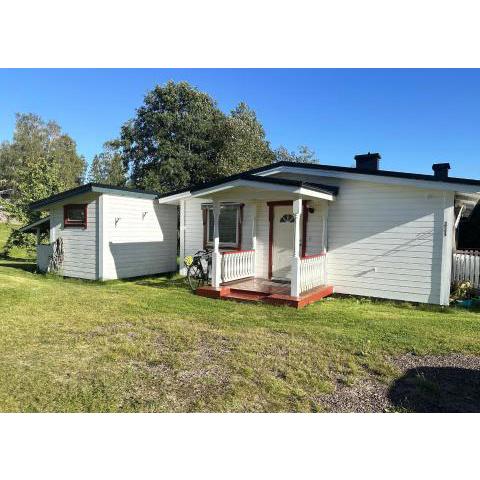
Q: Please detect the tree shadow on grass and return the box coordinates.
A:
[388,367,480,412]
[0,258,36,273]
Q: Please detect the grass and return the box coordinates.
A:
[0,222,35,260]
[1,222,480,411]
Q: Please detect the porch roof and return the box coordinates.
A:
[19,216,50,233]
[158,174,339,203]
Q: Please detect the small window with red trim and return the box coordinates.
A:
[64,204,87,228]
[203,204,242,249]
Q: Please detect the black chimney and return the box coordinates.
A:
[354,152,381,171]
[432,163,450,180]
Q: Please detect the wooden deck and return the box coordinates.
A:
[196,278,334,309]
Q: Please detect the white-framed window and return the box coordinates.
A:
[203,204,242,248]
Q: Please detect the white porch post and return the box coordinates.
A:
[179,200,186,275]
[211,201,222,288]
[250,203,257,251]
[291,198,302,297]
[250,203,257,277]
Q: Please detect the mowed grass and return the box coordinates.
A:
[0,222,35,260]
[0,222,480,412]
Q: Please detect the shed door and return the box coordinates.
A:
[272,206,295,280]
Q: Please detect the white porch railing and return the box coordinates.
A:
[221,250,255,283]
[299,253,326,293]
[37,244,53,273]
[452,250,480,289]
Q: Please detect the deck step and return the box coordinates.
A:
[224,290,269,302]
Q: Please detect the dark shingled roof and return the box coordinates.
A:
[31,160,480,210]
[30,183,159,210]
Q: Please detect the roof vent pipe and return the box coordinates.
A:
[432,163,450,180]
[354,152,381,171]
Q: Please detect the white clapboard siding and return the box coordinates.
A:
[183,197,208,258]
[300,254,326,293]
[452,250,480,288]
[221,250,255,282]
[268,172,453,305]
[102,195,177,280]
[253,201,270,278]
[304,200,327,256]
[49,193,98,280]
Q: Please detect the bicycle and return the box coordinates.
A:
[184,249,212,291]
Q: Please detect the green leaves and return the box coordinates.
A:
[1,113,86,255]
[114,81,275,193]
[88,142,126,186]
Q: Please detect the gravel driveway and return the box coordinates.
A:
[321,353,480,412]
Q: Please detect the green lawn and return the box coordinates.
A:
[0,222,35,260]
[0,221,480,412]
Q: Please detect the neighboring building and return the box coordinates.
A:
[21,154,480,307]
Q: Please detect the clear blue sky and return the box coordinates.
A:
[1,69,479,178]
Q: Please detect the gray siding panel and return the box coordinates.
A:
[50,193,98,280]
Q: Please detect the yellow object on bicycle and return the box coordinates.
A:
[184,255,193,267]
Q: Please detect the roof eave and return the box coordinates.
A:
[190,178,335,201]
[18,216,51,233]
[257,164,480,193]
[30,184,160,211]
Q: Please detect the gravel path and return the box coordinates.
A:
[320,353,480,412]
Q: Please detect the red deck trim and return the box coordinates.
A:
[196,282,334,309]
[63,204,88,228]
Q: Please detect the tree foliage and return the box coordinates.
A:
[216,102,275,177]
[274,145,319,164]
[0,113,86,255]
[115,81,275,192]
[87,142,126,186]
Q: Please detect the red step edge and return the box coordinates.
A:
[196,284,334,309]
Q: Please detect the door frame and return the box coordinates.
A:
[267,200,309,279]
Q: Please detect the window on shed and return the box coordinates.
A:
[64,204,87,228]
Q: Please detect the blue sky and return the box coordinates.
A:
[1,69,479,178]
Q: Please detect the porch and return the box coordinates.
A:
[186,176,337,307]
[197,275,334,309]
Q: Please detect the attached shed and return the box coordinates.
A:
[28,184,178,280]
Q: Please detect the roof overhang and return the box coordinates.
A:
[156,190,191,205]
[157,174,338,204]
[19,216,50,233]
[30,183,159,211]
[191,178,336,201]
[256,164,480,194]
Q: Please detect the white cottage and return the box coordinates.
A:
[22,153,480,308]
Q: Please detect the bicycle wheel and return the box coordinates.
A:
[187,263,205,291]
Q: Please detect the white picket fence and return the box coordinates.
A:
[452,250,480,289]
[221,250,255,283]
[299,253,326,293]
